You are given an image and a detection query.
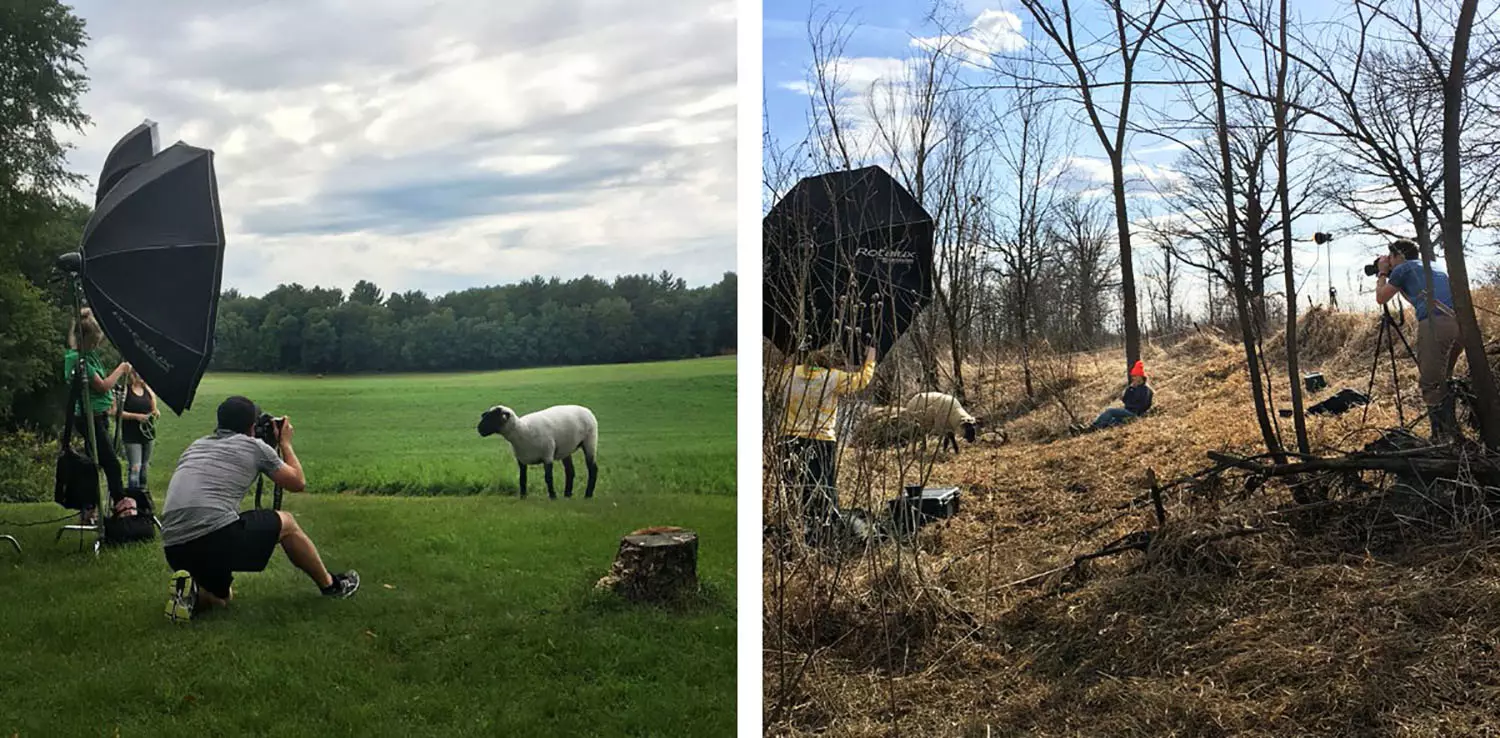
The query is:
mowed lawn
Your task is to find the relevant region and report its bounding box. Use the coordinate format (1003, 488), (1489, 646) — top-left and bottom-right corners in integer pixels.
(0, 358), (737, 737)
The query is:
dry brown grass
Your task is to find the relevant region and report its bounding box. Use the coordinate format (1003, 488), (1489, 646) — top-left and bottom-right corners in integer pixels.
(764, 299), (1500, 738)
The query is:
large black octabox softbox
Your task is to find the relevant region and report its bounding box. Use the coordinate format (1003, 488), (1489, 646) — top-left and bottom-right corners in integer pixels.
(77, 140), (226, 415)
(95, 119), (159, 205)
(763, 165), (935, 358)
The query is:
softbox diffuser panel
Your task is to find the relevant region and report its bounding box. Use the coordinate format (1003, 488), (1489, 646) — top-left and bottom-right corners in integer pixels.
(79, 141), (225, 415)
(763, 165), (935, 358)
(96, 120), (160, 206)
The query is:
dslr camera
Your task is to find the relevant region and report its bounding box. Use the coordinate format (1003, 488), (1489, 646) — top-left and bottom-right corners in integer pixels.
(253, 412), (286, 446)
(1363, 259), (1383, 277)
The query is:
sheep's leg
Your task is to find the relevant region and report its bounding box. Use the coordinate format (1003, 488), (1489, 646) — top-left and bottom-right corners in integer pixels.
(517, 463), (528, 499)
(944, 432), (959, 455)
(544, 462), (556, 499)
(584, 456), (598, 499)
(561, 456), (575, 498)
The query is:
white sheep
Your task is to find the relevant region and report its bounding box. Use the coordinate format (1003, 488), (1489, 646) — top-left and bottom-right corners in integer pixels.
(477, 404), (599, 499)
(903, 392), (982, 454)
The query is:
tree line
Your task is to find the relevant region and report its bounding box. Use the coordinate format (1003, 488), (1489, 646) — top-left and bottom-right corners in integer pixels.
(210, 273), (736, 375)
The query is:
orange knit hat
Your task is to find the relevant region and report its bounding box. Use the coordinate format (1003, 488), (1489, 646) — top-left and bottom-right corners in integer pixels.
(1130, 360), (1146, 378)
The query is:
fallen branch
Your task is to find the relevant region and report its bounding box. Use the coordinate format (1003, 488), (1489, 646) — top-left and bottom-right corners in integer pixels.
(1205, 450), (1500, 479)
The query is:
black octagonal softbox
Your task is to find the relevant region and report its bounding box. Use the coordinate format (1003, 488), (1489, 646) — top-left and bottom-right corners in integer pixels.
(71, 138), (226, 415)
(763, 165), (934, 359)
(95, 119), (160, 205)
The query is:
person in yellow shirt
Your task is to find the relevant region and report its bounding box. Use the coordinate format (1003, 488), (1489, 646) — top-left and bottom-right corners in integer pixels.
(774, 341), (878, 540)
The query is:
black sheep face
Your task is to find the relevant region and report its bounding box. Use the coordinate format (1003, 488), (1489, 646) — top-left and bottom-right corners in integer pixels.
(478, 405), (515, 437)
(961, 420), (979, 443)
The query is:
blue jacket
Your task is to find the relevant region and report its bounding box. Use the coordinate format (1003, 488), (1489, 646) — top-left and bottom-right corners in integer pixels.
(1123, 384), (1153, 416)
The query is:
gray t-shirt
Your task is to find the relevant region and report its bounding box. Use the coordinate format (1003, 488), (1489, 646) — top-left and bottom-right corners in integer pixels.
(160, 430), (285, 546)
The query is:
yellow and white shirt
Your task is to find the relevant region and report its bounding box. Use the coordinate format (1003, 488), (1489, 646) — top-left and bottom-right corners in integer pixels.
(776, 358), (877, 442)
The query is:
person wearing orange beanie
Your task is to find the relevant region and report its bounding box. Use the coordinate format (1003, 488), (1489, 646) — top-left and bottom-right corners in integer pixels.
(1070, 361), (1153, 434)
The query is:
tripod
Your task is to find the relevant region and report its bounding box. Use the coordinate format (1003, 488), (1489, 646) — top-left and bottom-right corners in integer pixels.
(1361, 303), (1420, 430)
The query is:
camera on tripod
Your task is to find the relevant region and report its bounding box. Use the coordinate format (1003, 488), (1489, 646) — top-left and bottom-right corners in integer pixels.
(253, 412), (285, 446)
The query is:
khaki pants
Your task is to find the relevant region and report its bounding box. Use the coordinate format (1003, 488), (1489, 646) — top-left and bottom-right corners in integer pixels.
(1416, 311), (1463, 408)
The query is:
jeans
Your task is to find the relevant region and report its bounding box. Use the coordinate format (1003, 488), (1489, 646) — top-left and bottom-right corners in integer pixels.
(124, 440), (153, 490)
(781, 436), (839, 526)
(1093, 407), (1138, 429)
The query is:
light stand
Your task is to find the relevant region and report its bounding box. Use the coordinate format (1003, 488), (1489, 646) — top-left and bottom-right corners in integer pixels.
(53, 252), (106, 555)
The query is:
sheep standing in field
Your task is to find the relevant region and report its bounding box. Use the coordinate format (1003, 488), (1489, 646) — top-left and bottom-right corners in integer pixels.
(477, 404), (598, 499)
(903, 392), (982, 455)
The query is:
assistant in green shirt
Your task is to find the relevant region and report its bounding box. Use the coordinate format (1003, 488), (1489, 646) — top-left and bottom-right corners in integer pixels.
(63, 349), (118, 415)
(63, 307), (131, 417)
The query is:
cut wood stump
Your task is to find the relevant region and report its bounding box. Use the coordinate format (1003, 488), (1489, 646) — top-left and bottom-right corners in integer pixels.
(595, 526), (699, 603)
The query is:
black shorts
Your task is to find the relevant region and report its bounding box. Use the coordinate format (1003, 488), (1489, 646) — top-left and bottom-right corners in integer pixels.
(163, 509), (283, 599)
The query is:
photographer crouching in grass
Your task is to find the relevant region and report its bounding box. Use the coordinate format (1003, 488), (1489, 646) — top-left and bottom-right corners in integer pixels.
(1375, 238), (1465, 444)
(162, 396), (358, 622)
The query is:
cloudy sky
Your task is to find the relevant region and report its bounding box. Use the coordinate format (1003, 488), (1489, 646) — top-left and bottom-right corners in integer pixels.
(763, 0), (1416, 315)
(59, 0), (737, 298)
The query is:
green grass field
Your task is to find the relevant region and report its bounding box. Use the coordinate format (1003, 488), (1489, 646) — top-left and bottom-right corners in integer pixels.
(0, 357), (738, 737)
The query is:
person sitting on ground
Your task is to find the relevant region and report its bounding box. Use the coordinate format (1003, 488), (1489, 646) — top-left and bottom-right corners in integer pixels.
(161, 396), (358, 622)
(775, 340), (877, 538)
(1071, 361), (1154, 435)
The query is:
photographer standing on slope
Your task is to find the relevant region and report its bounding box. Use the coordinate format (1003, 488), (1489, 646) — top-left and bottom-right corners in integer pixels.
(1375, 238), (1464, 444)
(161, 396), (358, 622)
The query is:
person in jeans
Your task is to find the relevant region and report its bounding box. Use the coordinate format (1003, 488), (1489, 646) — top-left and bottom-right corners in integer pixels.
(1376, 238), (1464, 443)
(63, 308), (131, 522)
(162, 396), (358, 622)
(114, 371), (159, 493)
(775, 341), (877, 540)
(1072, 361), (1153, 434)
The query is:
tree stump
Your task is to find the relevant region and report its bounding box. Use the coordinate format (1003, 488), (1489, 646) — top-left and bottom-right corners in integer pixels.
(595, 526), (699, 603)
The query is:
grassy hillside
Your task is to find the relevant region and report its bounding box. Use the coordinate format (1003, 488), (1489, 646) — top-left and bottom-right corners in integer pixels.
(765, 302), (1500, 737)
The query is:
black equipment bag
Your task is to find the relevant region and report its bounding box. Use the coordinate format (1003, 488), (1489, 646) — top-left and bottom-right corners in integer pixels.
(103, 513), (156, 545)
(54, 362), (100, 511)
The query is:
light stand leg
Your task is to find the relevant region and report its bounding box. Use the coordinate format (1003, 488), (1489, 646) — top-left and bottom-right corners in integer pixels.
(56, 276), (105, 555)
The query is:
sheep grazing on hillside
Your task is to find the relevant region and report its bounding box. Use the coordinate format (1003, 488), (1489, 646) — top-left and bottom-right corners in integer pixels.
(903, 391), (982, 454)
(477, 404), (598, 499)
(848, 404), (923, 448)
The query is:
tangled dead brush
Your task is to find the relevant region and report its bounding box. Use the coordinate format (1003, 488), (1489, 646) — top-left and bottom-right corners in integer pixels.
(765, 294), (1500, 737)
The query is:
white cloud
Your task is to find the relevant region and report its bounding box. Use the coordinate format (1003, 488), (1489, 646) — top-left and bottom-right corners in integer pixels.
(911, 9), (1027, 66)
(59, 0), (736, 295)
(1064, 156), (1187, 194)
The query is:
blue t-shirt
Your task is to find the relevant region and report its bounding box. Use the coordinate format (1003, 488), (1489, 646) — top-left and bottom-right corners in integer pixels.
(1387, 260), (1453, 320)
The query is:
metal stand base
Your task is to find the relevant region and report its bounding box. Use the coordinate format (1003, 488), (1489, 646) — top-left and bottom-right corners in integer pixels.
(56, 522), (104, 556)
(2, 535), (19, 553)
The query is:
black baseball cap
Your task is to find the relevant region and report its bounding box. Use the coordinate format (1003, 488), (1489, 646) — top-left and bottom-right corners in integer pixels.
(217, 396), (260, 432)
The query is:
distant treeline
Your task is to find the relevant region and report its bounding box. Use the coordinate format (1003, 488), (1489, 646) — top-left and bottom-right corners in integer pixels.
(209, 272), (737, 374)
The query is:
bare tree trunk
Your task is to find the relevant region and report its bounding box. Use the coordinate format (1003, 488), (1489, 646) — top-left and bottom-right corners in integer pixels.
(1211, 0), (1283, 459)
(1276, 0), (1310, 455)
(1112, 170), (1143, 375)
(1443, 0), (1500, 448)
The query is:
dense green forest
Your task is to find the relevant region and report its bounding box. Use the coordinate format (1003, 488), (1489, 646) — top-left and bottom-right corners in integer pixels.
(210, 272), (736, 374)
